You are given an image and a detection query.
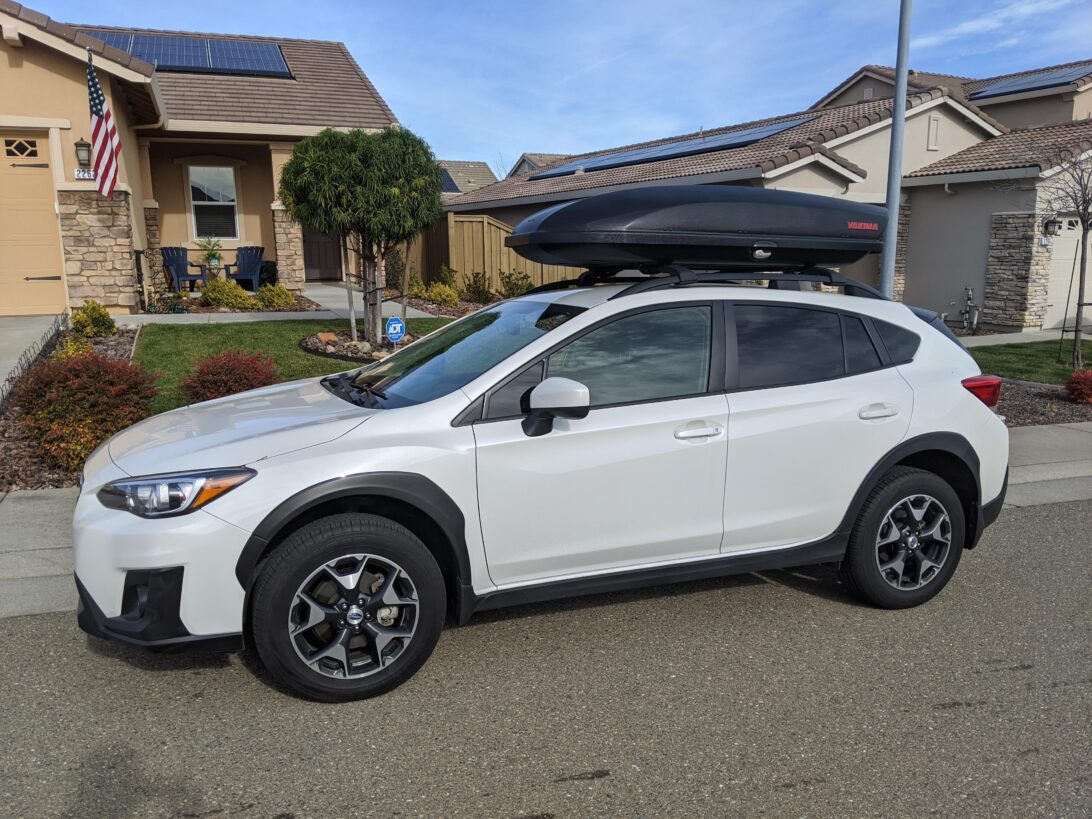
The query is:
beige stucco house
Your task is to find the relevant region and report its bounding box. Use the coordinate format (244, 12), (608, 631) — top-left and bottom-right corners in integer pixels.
(450, 59), (1092, 331)
(0, 0), (397, 316)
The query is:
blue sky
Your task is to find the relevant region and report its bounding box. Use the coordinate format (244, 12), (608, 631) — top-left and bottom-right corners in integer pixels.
(35, 0), (1092, 175)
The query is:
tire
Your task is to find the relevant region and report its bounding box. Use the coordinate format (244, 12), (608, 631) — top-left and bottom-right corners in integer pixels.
(839, 466), (965, 609)
(251, 513), (445, 702)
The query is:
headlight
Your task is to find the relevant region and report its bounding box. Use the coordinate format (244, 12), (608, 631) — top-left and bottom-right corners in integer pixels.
(98, 468), (256, 518)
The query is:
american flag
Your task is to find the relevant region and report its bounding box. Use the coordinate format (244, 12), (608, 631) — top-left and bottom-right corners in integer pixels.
(86, 53), (121, 197)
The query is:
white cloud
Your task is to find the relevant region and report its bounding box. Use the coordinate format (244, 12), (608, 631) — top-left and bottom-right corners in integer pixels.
(912, 0), (1075, 50)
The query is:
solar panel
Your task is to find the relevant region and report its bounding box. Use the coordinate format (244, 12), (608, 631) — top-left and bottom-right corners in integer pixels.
(77, 31), (292, 77)
(530, 116), (819, 180)
(209, 39), (291, 77)
(440, 169), (461, 194)
(970, 63), (1092, 100)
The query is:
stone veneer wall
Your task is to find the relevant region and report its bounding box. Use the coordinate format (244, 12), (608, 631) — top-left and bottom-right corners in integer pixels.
(142, 206), (165, 294)
(272, 207), (305, 291)
(58, 190), (138, 311)
(981, 211), (1052, 329)
(892, 201), (910, 302)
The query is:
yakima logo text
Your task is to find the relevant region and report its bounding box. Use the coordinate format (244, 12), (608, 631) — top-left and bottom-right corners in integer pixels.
(847, 221), (879, 231)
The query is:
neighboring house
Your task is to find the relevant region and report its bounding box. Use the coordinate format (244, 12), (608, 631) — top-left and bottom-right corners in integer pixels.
(438, 160), (496, 202)
(449, 58), (1092, 331)
(0, 0), (397, 316)
(506, 152), (569, 178)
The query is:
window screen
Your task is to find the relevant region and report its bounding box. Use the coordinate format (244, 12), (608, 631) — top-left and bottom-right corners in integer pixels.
(547, 306), (712, 406)
(874, 319), (920, 364)
(844, 315), (882, 374)
(735, 305), (843, 389)
(190, 166), (238, 239)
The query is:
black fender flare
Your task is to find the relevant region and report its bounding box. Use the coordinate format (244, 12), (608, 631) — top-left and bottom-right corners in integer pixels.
(234, 472), (473, 612)
(836, 431), (984, 547)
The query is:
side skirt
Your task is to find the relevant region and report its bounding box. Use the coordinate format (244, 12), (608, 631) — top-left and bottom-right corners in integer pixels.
(467, 533), (849, 620)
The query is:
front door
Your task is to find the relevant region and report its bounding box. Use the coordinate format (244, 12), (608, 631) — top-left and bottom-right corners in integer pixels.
(0, 135), (66, 316)
(303, 228), (342, 281)
(473, 303), (729, 587)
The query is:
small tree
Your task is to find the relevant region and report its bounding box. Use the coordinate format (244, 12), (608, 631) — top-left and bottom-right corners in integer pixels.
(1038, 143), (1092, 370)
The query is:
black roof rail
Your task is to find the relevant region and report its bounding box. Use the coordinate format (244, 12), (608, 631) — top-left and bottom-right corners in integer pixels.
(608, 265), (887, 300)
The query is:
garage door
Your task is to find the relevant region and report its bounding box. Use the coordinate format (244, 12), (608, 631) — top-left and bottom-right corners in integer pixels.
(1044, 218), (1089, 330)
(0, 134), (66, 316)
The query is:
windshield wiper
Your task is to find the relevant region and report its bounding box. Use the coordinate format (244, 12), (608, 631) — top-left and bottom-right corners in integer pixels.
(323, 373), (386, 408)
(353, 382), (388, 402)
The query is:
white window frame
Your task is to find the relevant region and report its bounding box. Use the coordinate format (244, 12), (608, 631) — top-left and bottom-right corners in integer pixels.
(926, 115), (940, 151)
(182, 161), (243, 242)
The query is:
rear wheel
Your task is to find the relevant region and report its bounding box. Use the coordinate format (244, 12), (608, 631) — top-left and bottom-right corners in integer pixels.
(840, 467), (965, 608)
(251, 513), (445, 701)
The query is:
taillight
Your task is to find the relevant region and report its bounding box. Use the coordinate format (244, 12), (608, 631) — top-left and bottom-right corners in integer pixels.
(962, 375), (1001, 408)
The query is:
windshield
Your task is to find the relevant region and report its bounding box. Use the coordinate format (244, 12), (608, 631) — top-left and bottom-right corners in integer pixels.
(337, 300), (586, 409)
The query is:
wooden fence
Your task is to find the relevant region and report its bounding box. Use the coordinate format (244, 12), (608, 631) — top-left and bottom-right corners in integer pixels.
(405, 212), (574, 290)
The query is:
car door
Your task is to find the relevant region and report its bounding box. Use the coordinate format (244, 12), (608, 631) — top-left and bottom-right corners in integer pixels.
(473, 302), (730, 587)
(721, 303), (913, 553)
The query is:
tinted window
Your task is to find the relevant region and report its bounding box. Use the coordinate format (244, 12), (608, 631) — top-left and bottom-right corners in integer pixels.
(844, 315), (882, 374)
(735, 305), (843, 389)
(547, 306), (712, 406)
(485, 361), (543, 419)
(875, 319), (920, 364)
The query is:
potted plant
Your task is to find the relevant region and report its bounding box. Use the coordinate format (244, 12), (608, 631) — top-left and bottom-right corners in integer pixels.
(196, 236), (223, 277)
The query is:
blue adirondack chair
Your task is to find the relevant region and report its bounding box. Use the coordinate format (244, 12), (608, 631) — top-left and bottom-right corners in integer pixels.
(224, 246), (264, 291)
(161, 246), (207, 292)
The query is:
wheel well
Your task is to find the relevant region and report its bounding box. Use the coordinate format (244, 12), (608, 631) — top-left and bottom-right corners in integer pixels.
(243, 494), (463, 623)
(894, 449), (980, 548)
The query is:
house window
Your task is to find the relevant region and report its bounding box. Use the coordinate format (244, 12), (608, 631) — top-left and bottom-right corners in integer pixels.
(927, 115), (940, 151)
(189, 165), (238, 238)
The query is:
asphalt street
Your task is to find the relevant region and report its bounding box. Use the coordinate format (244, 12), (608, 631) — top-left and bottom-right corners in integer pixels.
(0, 501), (1089, 817)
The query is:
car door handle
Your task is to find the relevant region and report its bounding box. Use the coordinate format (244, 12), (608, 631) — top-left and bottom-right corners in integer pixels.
(859, 403), (899, 420)
(674, 426), (723, 440)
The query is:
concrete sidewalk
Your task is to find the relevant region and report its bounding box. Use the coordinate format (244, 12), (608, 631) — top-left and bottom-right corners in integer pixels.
(961, 328), (1086, 347)
(2, 421), (1090, 620)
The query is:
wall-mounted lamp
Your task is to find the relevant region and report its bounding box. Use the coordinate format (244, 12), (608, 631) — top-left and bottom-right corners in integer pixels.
(74, 138), (92, 168)
(1043, 218), (1063, 237)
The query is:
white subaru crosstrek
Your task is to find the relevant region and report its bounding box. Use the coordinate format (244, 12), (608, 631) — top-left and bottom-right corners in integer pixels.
(73, 188), (1008, 701)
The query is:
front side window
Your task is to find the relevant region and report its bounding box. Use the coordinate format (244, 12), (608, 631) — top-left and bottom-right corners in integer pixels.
(348, 300), (585, 409)
(189, 165), (238, 239)
(547, 306), (712, 406)
(735, 305), (843, 389)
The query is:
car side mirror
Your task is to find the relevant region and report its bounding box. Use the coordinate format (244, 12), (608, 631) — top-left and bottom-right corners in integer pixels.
(522, 377), (590, 437)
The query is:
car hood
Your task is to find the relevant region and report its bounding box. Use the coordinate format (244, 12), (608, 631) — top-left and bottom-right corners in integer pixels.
(108, 377), (374, 476)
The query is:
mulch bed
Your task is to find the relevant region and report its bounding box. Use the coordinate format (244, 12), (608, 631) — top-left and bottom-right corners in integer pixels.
(997, 380), (1092, 427)
(0, 328), (138, 491)
(146, 293), (322, 314)
(299, 331), (421, 363)
(402, 297), (486, 318)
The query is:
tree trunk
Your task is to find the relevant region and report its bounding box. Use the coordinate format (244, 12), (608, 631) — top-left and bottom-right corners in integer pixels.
(400, 237), (411, 323)
(358, 240), (377, 346)
(1074, 225), (1088, 370)
(341, 235), (357, 342)
(374, 247), (388, 343)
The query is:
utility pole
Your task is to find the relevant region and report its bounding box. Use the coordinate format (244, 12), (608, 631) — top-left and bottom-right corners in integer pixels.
(879, 0), (913, 299)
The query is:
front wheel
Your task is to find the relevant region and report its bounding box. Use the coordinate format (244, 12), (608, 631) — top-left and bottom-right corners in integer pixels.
(840, 467), (965, 609)
(251, 513), (445, 702)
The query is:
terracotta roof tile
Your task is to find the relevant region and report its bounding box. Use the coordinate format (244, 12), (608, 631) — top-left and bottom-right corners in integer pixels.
(907, 120), (1092, 179)
(438, 160), (497, 197)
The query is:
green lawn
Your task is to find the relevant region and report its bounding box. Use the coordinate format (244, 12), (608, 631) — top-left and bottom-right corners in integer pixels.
(133, 318), (451, 413)
(969, 339), (1092, 385)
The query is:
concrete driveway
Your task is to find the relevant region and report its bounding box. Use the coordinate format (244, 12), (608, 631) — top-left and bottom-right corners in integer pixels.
(0, 314), (59, 384)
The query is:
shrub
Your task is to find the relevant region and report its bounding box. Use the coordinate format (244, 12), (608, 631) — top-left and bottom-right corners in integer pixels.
(1066, 369), (1092, 404)
(436, 265), (458, 288)
(407, 274), (427, 299)
(426, 282), (459, 308)
(462, 271), (493, 304)
(385, 247), (405, 293)
(202, 278), (258, 310)
(180, 350), (278, 404)
(497, 270), (533, 299)
(255, 284), (296, 310)
(52, 335), (93, 360)
(13, 352), (158, 470)
(71, 300), (117, 338)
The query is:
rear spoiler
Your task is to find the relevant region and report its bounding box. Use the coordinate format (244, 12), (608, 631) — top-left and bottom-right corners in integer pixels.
(909, 306), (966, 350)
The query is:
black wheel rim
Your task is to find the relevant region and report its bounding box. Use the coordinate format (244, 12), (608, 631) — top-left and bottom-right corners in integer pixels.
(288, 553), (419, 679)
(874, 494), (952, 591)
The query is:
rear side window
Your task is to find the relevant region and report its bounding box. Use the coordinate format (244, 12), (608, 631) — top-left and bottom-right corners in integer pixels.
(844, 315), (882, 374)
(874, 319), (921, 364)
(735, 305), (843, 389)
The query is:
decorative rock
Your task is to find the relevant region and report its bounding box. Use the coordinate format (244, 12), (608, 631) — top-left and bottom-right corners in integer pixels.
(344, 341), (372, 352)
(316, 332), (339, 343)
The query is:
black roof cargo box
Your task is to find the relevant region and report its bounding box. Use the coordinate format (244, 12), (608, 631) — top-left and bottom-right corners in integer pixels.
(505, 186), (887, 269)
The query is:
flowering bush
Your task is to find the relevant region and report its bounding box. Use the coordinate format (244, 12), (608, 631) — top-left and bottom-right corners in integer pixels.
(1065, 369), (1092, 404)
(13, 352), (158, 470)
(71, 300), (117, 338)
(180, 350), (278, 404)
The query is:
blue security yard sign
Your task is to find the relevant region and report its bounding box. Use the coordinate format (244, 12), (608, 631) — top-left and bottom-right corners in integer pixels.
(385, 317), (406, 343)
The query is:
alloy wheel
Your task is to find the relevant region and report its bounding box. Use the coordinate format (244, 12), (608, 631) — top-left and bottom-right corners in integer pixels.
(288, 553), (419, 679)
(874, 494), (952, 591)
